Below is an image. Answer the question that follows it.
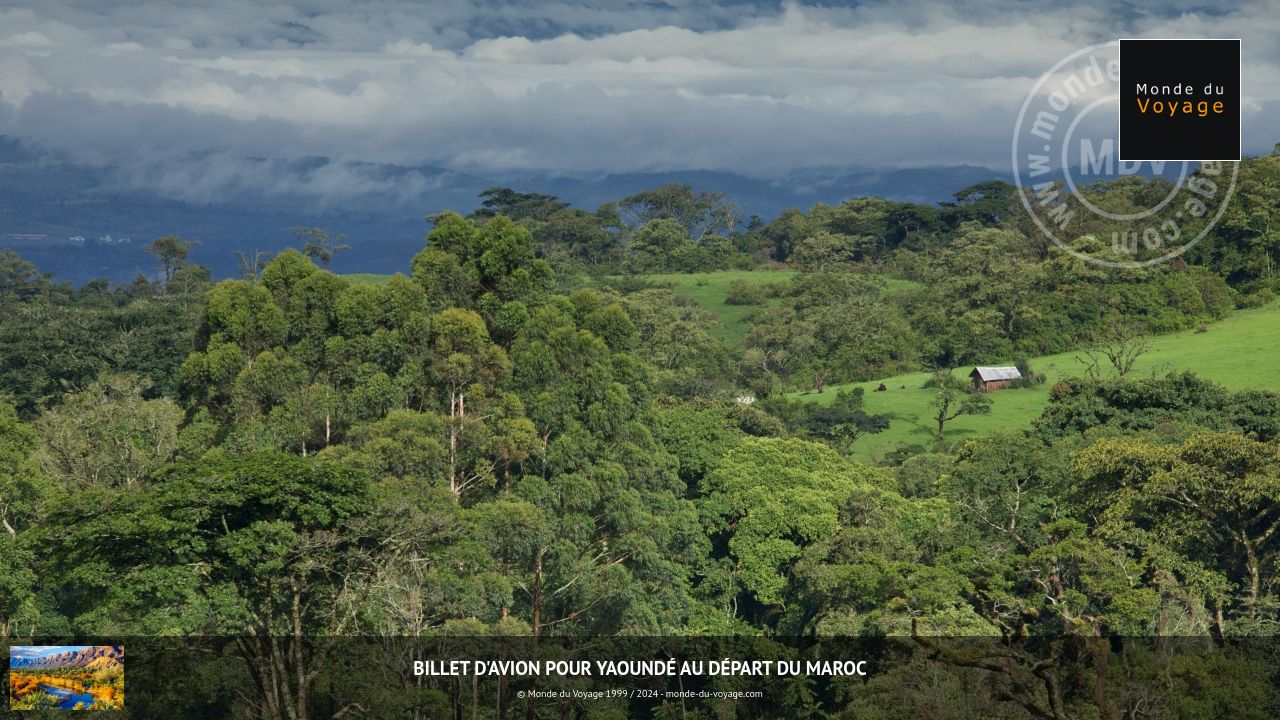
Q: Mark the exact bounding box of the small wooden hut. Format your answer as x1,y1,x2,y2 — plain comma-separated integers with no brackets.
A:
969,366,1022,392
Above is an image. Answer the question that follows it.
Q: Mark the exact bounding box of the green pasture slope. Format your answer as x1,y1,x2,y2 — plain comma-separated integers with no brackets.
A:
639,270,795,343
640,270,919,344
345,272,394,285
793,300,1280,463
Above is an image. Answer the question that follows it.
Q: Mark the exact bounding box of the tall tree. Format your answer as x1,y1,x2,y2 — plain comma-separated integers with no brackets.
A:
0,249,45,307
1092,314,1153,378
201,279,288,363
1078,432,1280,631
413,213,553,313
144,235,198,282
291,227,351,267
615,184,738,238
470,188,568,222
428,308,511,499
701,437,894,611
46,453,376,720
0,397,50,539
36,374,183,489
932,369,992,440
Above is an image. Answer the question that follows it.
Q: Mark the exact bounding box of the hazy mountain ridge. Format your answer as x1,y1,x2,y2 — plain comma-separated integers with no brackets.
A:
0,137,1007,283
10,646,123,670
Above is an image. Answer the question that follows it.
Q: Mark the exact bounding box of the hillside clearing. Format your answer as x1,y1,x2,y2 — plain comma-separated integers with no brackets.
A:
345,272,395,285
637,270,919,344
792,300,1280,463
637,270,795,343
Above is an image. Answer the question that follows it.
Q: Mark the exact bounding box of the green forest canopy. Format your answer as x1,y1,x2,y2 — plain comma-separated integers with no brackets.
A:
3,158,1280,718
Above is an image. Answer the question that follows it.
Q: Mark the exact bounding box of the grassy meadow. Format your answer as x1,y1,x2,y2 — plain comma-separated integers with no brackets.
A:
638,269,795,343
792,300,1280,462
638,269,918,344
344,272,395,285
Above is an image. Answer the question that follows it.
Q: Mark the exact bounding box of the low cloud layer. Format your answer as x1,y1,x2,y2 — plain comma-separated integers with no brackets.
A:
2,0,1278,201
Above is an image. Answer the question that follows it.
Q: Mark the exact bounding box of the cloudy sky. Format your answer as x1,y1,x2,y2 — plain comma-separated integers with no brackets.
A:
2,0,1279,186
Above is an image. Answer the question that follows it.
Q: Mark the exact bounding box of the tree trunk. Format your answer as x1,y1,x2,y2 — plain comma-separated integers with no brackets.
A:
1212,602,1226,645
449,404,458,496
1088,638,1117,720
448,391,465,498
453,676,464,720
531,552,544,639
291,583,308,720
498,674,508,720
1242,532,1261,611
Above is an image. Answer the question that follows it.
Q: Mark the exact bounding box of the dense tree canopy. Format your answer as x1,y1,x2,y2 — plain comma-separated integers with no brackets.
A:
4,160,1280,718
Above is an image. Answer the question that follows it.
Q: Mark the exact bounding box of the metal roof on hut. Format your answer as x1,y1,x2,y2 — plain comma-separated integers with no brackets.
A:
970,366,1022,382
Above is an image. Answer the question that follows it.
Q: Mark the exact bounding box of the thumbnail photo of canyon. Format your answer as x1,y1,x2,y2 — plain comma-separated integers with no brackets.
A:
8,646,124,711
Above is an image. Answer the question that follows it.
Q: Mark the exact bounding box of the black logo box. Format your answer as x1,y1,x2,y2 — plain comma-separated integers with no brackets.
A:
1119,38,1241,161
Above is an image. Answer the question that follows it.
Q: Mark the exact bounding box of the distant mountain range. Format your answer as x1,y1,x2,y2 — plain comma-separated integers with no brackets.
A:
10,646,123,671
0,135,1007,283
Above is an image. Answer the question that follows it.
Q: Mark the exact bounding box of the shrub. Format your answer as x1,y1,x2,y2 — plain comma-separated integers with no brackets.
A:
921,371,969,390
1014,356,1045,387
725,280,767,305
1238,288,1275,309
